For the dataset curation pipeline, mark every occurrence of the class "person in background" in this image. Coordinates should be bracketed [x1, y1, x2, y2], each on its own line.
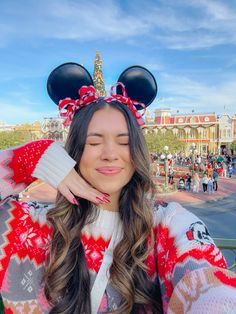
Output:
[192, 172, 200, 193]
[222, 161, 228, 177]
[185, 173, 192, 192]
[150, 158, 158, 177]
[207, 176, 214, 194]
[196, 155, 201, 165]
[0, 62, 236, 314]
[177, 176, 185, 191]
[201, 173, 209, 192]
[155, 162, 160, 177]
[228, 164, 234, 178]
[207, 163, 213, 177]
[168, 167, 174, 184]
[213, 169, 219, 191]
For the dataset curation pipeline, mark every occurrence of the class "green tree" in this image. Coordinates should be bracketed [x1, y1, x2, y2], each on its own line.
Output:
[144, 130, 186, 154]
[0, 130, 32, 149]
[230, 140, 236, 154]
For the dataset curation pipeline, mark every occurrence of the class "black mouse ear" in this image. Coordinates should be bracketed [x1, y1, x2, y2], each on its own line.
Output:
[47, 62, 94, 105]
[116, 65, 158, 110]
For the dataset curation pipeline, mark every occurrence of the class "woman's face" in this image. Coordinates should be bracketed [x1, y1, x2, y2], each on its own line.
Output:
[79, 106, 135, 197]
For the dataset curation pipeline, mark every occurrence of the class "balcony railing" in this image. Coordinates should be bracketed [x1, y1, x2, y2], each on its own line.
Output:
[214, 238, 236, 273]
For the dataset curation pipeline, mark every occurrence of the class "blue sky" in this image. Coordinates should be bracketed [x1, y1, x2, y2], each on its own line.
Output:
[0, 0, 236, 125]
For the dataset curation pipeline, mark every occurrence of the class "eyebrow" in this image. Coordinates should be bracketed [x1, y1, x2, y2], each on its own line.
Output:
[87, 132, 129, 138]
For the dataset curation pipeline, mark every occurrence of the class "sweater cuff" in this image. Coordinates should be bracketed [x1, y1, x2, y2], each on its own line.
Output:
[167, 266, 236, 313]
[32, 142, 76, 188]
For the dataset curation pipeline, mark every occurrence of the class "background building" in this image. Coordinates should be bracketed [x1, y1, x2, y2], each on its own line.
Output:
[217, 112, 234, 154]
[144, 108, 234, 155]
[41, 117, 68, 143]
[0, 121, 15, 132]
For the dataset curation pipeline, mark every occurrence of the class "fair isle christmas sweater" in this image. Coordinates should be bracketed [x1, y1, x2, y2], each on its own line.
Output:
[0, 140, 236, 314]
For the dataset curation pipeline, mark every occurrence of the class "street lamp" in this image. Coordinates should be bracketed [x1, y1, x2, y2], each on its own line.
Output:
[160, 146, 172, 187]
[190, 143, 197, 175]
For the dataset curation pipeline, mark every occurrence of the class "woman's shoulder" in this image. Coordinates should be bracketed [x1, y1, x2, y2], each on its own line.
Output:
[153, 201, 188, 226]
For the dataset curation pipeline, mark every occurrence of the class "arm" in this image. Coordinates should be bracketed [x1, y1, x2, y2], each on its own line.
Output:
[154, 202, 236, 313]
[0, 139, 76, 200]
[0, 140, 109, 204]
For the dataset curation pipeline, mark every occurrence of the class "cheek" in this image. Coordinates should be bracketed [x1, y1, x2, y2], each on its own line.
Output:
[125, 154, 135, 176]
[79, 149, 93, 175]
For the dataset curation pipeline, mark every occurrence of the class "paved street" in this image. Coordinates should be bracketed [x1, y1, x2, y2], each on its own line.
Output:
[156, 176, 236, 239]
[184, 193, 236, 239]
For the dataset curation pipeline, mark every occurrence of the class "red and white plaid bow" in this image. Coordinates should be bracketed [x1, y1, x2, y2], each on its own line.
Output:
[58, 83, 146, 126]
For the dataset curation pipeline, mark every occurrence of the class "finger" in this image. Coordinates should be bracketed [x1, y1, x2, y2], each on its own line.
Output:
[59, 180, 110, 205]
[70, 184, 110, 205]
[59, 168, 110, 204]
[58, 184, 77, 205]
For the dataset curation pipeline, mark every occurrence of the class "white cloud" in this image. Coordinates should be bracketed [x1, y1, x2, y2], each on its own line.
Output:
[1, 0, 235, 50]
[0, 0, 148, 43]
[133, 0, 236, 49]
[152, 72, 236, 115]
[189, 0, 235, 21]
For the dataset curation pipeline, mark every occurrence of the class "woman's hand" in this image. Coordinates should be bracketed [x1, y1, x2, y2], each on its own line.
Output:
[57, 168, 110, 205]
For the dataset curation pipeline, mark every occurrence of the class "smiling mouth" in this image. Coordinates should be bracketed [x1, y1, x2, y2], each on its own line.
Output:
[96, 167, 123, 175]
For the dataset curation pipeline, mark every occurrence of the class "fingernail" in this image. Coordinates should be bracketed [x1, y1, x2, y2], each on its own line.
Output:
[96, 196, 110, 204]
[102, 196, 110, 203]
[72, 198, 79, 205]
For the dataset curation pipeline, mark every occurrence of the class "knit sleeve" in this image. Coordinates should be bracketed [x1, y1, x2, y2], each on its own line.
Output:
[167, 266, 236, 313]
[0, 140, 76, 200]
[153, 202, 236, 313]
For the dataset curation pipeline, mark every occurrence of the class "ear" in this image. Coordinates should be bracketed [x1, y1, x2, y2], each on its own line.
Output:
[116, 65, 158, 110]
[47, 62, 94, 105]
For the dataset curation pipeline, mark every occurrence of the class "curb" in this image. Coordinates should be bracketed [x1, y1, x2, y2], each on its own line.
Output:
[180, 194, 235, 207]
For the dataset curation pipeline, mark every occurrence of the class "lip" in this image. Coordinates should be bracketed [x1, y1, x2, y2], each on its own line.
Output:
[96, 167, 123, 175]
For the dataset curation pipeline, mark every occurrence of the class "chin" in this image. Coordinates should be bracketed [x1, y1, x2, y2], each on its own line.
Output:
[94, 182, 124, 195]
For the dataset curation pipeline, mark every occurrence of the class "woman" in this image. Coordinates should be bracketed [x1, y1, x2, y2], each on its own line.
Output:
[0, 63, 236, 313]
[192, 172, 200, 193]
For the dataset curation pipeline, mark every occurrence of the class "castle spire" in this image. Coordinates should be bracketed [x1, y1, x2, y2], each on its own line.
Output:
[93, 50, 106, 97]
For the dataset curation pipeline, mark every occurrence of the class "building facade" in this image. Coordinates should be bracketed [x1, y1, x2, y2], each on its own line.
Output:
[144, 108, 235, 155]
[41, 117, 69, 143]
[217, 113, 234, 154]
[0, 121, 15, 132]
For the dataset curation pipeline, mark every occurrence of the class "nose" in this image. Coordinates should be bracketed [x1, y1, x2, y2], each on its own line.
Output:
[100, 143, 118, 161]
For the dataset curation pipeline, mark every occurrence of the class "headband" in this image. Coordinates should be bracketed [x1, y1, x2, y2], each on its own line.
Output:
[47, 62, 158, 126]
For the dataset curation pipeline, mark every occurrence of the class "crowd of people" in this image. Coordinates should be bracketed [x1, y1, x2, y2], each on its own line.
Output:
[150, 151, 235, 194]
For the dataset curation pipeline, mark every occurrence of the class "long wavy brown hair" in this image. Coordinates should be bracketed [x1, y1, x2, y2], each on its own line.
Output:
[43, 100, 163, 313]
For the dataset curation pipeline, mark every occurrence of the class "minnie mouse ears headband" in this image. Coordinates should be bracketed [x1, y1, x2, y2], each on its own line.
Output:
[47, 62, 158, 126]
